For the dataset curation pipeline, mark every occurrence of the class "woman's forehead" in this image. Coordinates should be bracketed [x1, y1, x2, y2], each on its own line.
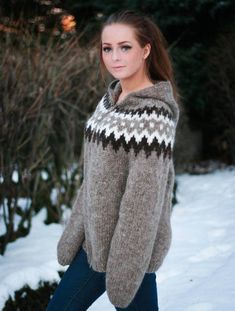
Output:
[101, 23, 136, 43]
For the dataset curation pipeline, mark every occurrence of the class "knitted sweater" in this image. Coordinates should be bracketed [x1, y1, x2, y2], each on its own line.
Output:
[57, 78, 180, 308]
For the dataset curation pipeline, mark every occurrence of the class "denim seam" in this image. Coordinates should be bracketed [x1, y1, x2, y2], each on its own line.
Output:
[63, 270, 97, 311]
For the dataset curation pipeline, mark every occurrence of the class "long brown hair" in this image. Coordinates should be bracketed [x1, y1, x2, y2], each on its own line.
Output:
[99, 9, 181, 104]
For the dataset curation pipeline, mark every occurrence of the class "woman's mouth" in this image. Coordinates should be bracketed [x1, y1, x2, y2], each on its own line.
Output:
[112, 66, 125, 70]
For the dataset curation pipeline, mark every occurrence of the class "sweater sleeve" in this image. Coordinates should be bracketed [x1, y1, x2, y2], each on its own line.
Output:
[105, 103, 176, 308]
[57, 182, 85, 266]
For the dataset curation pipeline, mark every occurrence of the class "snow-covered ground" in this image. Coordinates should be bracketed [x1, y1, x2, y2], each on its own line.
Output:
[0, 166, 235, 310]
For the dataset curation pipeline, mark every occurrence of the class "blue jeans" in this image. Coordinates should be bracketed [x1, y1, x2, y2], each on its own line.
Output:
[46, 247, 159, 311]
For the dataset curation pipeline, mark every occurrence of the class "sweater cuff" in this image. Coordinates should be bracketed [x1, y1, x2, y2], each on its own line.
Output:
[105, 264, 145, 308]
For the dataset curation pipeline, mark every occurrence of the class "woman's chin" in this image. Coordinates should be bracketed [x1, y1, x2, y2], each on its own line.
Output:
[111, 72, 132, 80]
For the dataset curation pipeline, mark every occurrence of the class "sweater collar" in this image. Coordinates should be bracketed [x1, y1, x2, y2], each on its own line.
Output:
[107, 79, 179, 123]
[107, 79, 174, 105]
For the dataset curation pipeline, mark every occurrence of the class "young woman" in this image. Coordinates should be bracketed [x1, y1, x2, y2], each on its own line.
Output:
[46, 9, 180, 311]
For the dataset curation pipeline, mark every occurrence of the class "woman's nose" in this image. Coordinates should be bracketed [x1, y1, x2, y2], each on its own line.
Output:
[111, 48, 121, 61]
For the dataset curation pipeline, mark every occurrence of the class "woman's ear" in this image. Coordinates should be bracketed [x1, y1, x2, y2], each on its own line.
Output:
[143, 43, 151, 60]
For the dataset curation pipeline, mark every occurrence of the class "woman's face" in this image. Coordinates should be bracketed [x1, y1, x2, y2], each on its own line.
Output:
[101, 23, 150, 81]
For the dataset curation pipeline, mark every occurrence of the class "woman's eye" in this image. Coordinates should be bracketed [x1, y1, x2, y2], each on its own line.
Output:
[121, 45, 132, 52]
[102, 46, 132, 53]
[103, 47, 111, 53]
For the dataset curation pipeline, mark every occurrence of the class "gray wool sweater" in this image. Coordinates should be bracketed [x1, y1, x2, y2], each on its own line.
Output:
[57, 78, 180, 308]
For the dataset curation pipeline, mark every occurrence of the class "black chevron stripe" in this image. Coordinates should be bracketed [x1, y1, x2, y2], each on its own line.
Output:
[84, 125, 172, 159]
[103, 93, 173, 120]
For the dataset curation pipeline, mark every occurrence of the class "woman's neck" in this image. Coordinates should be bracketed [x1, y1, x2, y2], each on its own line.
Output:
[119, 73, 154, 98]
[117, 77, 153, 103]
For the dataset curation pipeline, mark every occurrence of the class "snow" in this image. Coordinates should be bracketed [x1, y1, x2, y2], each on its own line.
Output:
[0, 166, 235, 310]
[41, 170, 49, 181]
[12, 170, 19, 183]
[0, 173, 3, 184]
[157, 167, 235, 311]
[0, 198, 32, 235]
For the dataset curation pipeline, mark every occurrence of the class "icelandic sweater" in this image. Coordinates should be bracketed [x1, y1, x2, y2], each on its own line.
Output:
[57, 78, 180, 308]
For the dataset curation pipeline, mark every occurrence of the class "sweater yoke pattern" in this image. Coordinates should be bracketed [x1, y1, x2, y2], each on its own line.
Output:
[84, 92, 175, 159]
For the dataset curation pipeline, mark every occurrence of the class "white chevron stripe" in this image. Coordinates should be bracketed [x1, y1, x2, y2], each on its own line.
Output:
[110, 126, 174, 147]
[87, 121, 174, 147]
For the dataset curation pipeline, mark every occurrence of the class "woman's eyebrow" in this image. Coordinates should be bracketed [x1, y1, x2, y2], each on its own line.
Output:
[102, 41, 132, 45]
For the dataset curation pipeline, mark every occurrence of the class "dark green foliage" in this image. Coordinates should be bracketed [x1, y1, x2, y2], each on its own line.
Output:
[203, 22, 235, 163]
[171, 43, 208, 129]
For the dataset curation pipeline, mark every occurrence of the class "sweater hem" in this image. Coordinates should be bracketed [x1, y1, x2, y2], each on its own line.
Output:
[82, 243, 106, 273]
[81, 243, 162, 274]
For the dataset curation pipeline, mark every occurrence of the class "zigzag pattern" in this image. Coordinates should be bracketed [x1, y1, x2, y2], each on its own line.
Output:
[84, 94, 175, 159]
[103, 93, 173, 120]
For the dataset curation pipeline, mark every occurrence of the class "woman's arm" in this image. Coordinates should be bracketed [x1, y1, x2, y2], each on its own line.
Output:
[57, 182, 85, 266]
[105, 102, 177, 308]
